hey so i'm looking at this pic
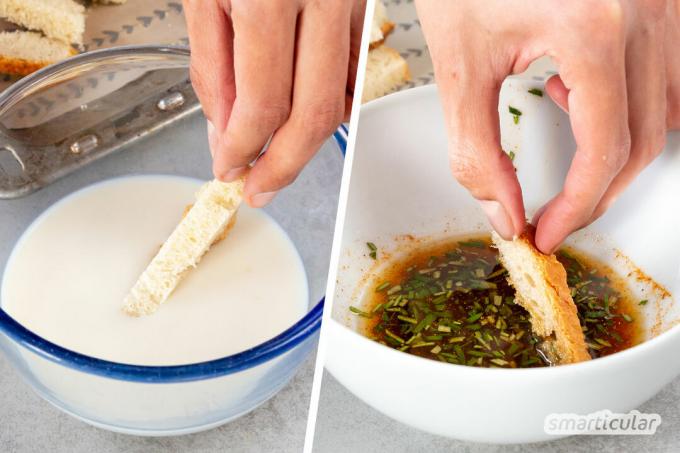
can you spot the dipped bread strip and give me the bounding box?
[123,178,244,316]
[492,226,591,364]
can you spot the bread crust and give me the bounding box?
[493,226,591,364]
[0,49,77,76]
[0,56,47,75]
[369,21,395,50]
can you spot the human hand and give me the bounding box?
[416,0,679,253]
[183,0,365,207]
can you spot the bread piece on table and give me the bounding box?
[362,45,410,103]
[123,179,244,317]
[0,31,76,75]
[370,1,394,48]
[0,0,85,45]
[492,227,591,365]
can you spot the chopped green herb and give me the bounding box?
[385,329,405,344]
[528,88,543,97]
[349,306,372,318]
[397,315,417,324]
[595,338,612,348]
[509,106,523,116]
[459,240,486,248]
[466,311,483,323]
[367,242,377,260]
[357,236,640,368]
[375,281,391,292]
[387,285,402,295]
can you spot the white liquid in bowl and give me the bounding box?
[1,175,309,366]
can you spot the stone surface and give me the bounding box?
[312,371,680,453]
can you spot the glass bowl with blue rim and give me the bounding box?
[0,46,345,435]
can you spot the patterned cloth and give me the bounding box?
[382,0,558,92]
[383,0,433,91]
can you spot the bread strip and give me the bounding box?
[0,0,85,45]
[370,1,394,48]
[123,179,244,317]
[492,227,591,364]
[0,31,76,76]
[362,45,411,103]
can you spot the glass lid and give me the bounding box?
[0,46,197,198]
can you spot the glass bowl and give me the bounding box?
[0,46,345,435]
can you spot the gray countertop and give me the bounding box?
[312,371,680,453]
[0,112,342,452]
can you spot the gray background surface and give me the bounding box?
[312,371,680,453]
[0,112,342,452]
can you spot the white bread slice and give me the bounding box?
[370,1,394,47]
[123,178,244,317]
[0,0,85,45]
[362,45,410,103]
[492,227,591,364]
[0,31,76,75]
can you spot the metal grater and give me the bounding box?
[0,46,200,199]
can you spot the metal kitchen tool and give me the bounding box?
[0,46,200,198]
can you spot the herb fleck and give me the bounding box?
[367,242,378,260]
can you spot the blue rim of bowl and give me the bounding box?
[0,45,347,383]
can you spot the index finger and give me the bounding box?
[213,0,298,181]
[416,0,525,239]
[183,0,235,131]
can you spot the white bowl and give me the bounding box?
[326,82,680,443]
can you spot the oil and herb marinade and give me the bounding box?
[350,237,641,368]
[557,248,640,358]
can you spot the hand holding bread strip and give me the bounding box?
[416,0,676,254]
[183,0,365,208]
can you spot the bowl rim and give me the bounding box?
[0,45,348,383]
[0,45,193,117]
[333,83,680,375]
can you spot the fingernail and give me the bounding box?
[221,166,247,182]
[479,200,515,239]
[250,191,278,208]
[207,120,218,158]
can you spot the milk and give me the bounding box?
[1,175,308,366]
